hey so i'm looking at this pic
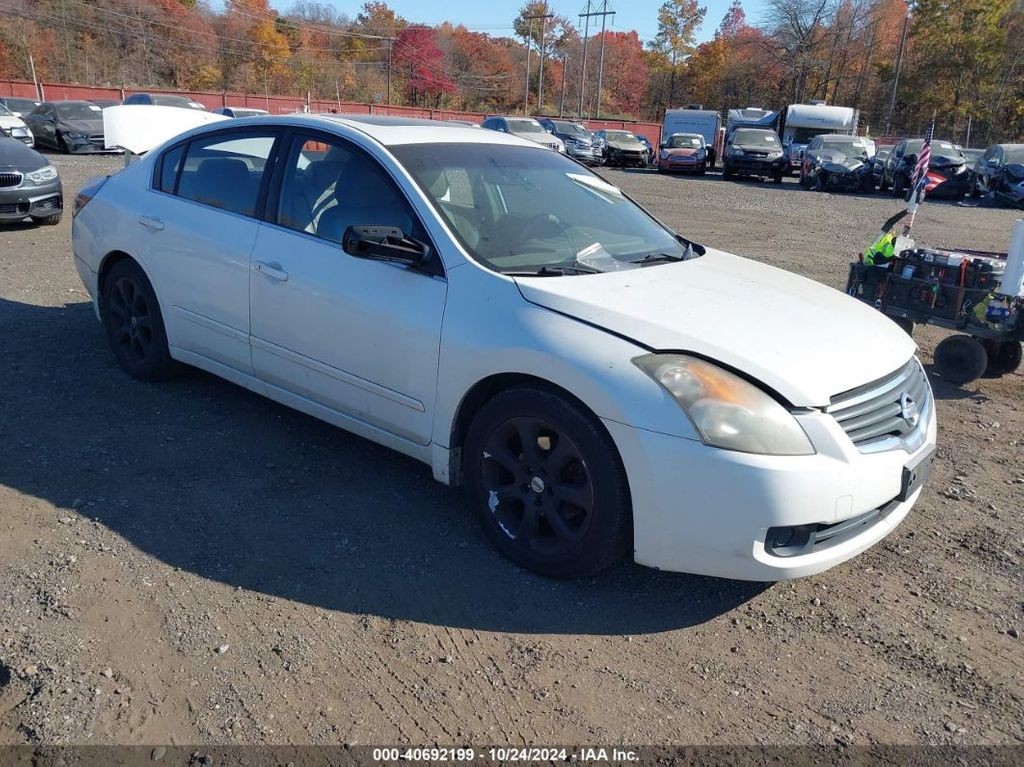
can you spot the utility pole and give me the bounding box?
[386,38,394,105]
[885,11,910,135]
[578,1,593,116]
[537,12,552,111]
[559,54,568,117]
[522,11,552,115]
[579,1,614,118]
[593,1,614,118]
[28,52,41,100]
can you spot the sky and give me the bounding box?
[262,1,769,45]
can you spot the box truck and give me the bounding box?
[662,108,723,168]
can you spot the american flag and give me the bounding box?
[911,121,934,191]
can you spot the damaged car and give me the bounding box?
[972,144,1024,209]
[594,129,649,168]
[0,136,62,225]
[800,134,875,192]
[887,137,970,200]
[23,100,120,154]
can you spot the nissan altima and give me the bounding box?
[72,114,936,580]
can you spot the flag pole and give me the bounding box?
[903,114,936,236]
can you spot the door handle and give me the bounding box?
[254,261,288,281]
[138,216,164,231]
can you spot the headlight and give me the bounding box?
[727,147,743,157]
[66,132,87,140]
[767,151,783,159]
[953,164,966,175]
[25,165,58,184]
[696,149,706,160]
[633,354,814,456]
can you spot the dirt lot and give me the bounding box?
[0,153,1022,748]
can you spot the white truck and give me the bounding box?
[662,108,722,168]
[780,102,860,174]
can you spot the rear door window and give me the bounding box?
[174,132,278,217]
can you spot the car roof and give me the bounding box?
[176,113,538,149]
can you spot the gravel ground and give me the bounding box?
[0,153,1022,747]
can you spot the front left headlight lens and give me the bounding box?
[25,165,58,184]
[634,354,815,456]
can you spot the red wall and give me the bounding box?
[1,79,662,141]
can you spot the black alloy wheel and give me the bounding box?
[101,260,178,381]
[465,387,631,578]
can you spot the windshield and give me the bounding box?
[55,102,102,121]
[667,134,703,148]
[0,103,11,116]
[603,130,635,141]
[506,119,545,134]
[4,98,38,112]
[819,138,870,158]
[904,139,961,160]
[393,143,692,275]
[732,129,779,146]
[553,121,589,137]
[1004,147,1024,164]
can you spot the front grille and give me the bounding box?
[0,202,28,215]
[826,358,930,448]
[88,134,105,146]
[0,171,22,188]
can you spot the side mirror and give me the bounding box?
[659,142,666,149]
[343,225,430,267]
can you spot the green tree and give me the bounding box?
[649,0,707,106]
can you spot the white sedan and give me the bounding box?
[72,114,936,580]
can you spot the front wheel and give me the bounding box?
[464,386,632,579]
[892,174,905,199]
[101,259,179,381]
[56,132,69,153]
[773,171,783,184]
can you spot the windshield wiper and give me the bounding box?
[633,241,700,265]
[503,263,601,276]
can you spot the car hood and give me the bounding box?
[606,138,645,150]
[663,146,700,157]
[817,149,868,171]
[59,118,104,133]
[927,155,965,169]
[0,137,47,170]
[732,142,780,153]
[514,249,915,406]
[0,115,27,130]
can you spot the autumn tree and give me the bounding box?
[649,0,707,107]
[513,2,575,110]
[393,25,456,107]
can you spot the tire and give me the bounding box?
[880,174,890,192]
[32,212,62,226]
[934,334,988,385]
[892,174,905,199]
[799,172,810,189]
[981,340,1022,377]
[860,175,875,193]
[100,259,179,382]
[773,171,783,184]
[463,386,632,579]
[56,133,69,154]
[723,165,734,180]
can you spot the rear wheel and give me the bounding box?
[464,386,632,579]
[934,334,988,385]
[101,260,178,381]
[981,340,1022,377]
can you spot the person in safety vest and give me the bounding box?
[863,230,896,267]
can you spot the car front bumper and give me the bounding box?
[604,396,937,581]
[0,179,63,220]
[726,157,785,176]
[566,145,599,163]
[658,157,705,172]
[64,134,121,154]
